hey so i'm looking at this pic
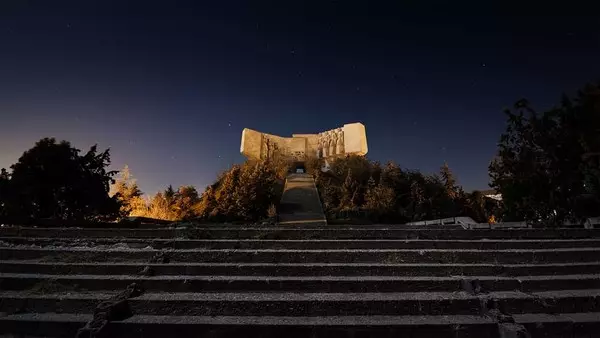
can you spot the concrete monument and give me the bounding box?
[240,122,368,163]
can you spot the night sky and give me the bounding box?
[1,1,599,194]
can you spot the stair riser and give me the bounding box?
[2,296,600,317]
[0,318,501,338]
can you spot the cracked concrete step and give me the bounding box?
[3,247,600,264]
[0,313,501,338]
[3,290,600,317]
[4,261,600,277]
[3,227,600,239]
[2,273,600,293]
[5,237,600,250]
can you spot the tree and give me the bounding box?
[490,83,600,226]
[110,165,145,218]
[143,191,176,221]
[4,138,119,221]
[0,168,10,218]
[340,168,358,210]
[196,160,283,222]
[440,163,459,199]
[364,176,395,221]
[172,186,201,220]
[433,163,460,218]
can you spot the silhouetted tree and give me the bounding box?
[3,138,119,221]
[0,168,10,218]
[490,83,600,226]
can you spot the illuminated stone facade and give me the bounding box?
[240,122,368,163]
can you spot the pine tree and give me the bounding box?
[440,163,458,199]
[111,165,145,217]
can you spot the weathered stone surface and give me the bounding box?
[6,225,600,337]
[240,122,368,162]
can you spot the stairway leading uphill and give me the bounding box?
[2,224,600,337]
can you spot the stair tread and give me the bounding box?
[0,313,497,325]
[4,289,600,301]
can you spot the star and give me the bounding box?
[228,122,231,127]
[290,49,296,55]
[481,63,486,67]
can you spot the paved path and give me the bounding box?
[278,173,326,225]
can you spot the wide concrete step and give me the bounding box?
[4,261,600,277]
[3,247,600,264]
[6,237,600,250]
[0,313,500,338]
[4,312,600,338]
[2,273,600,292]
[3,290,600,317]
[3,227,600,239]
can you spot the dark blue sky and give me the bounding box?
[1,1,599,194]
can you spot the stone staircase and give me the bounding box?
[2,225,600,337]
[278,173,327,225]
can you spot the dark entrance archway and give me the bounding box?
[291,162,306,174]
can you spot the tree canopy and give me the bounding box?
[490,83,600,225]
[309,155,498,224]
[0,138,119,221]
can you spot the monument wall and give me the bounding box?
[240,122,368,162]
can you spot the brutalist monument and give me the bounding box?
[240,122,368,164]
